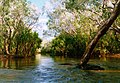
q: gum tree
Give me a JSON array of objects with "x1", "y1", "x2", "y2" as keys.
[
  {"x1": 45, "y1": 0, "x2": 120, "y2": 67},
  {"x1": 80, "y1": 1, "x2": 120, "y2": 67},
  {"x1": 0, "y1": 0, "x2": 42, "y2": 57}
]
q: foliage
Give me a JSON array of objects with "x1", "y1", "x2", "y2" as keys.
[
  {"x1": 0, "y1": 0, "x2": 42, "y2": 57},
  {"x1": 43, "y1": 0, "x2": 120, "y2": 58},
  {"x1": 96, "y1": 30, "x2": 120, "y2": 55},
  {"x1": 42, "y1": 31, "x2": 87, "y2": 58},
  {"x1": 15, "y1": 28, "x2": 42, "y2": 57}
]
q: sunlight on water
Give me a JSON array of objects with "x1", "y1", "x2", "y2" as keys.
[{"x1": 0, "y1": 54, "x2": 120, "y2": 83}]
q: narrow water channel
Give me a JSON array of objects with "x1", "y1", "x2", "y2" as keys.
[{"x1": 0, "y1": 54, "x2": 120, "y2": 83}]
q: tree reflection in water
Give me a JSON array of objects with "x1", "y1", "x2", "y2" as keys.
[
  {"x1": 0, "y1": 55, "x2": 37, "y2": 69},
  {"x1": 0, "y1": 55, "x2": 119, "y2": 83}
]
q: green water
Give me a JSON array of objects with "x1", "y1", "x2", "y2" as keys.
[{"x1": 0, "y1": 54, "x2": 120, "y2": 83}]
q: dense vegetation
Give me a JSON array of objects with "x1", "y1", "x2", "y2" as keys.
[
  {"x1": 41, "y1": 0, "x2": 120, "y2": 58},
  {"x1": 0, "y1": 0, "x2": 120, "y2": 60},
  {"x1": 0, "y1": 0, "x2": 42, "y2": 57}
]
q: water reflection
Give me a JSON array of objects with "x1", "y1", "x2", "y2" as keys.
[
  {"x1": 0, "y1": 54, "x2": 120, "y2": 83},
  {"x1": 0, "y1": 55, "x2": 37, "y2": 69}
]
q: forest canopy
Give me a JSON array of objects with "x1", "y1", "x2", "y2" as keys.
[
  {"x1": 0, "y1": 0, "x2": 42, "y2": 57},
  {"x1": 41, "y1": 0, "x2": 120, "y2": 59}
]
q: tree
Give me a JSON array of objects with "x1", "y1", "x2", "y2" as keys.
[
  {"x1": 45, "y1": 0, "x2": 120, "y2": 68},
  {"x1": 79, "y1": 1, "x2": 120, "y2": 67},
  {"x1": 15, "y1": 29, "x2": 42, "y2": 57},
  {"x1": 0, "y1": 0, "x2": 42, "y2": 57}
]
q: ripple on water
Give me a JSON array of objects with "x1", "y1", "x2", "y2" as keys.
[{"x1": 0, "y1": 55, "x2": 120, "y2": 83}]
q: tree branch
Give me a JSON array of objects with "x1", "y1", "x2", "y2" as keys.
[{"x1": 79, "y1": 0, "x2": 120, "y2": 67}]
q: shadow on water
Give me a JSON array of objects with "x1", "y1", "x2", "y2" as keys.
[{"x1": 0, "y1": 54, "x2": 120, "y2": 83}]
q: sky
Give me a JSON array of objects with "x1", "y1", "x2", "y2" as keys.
[
  {"x1": 27, "y1": 0, "x2": 51, "y2": 41},
  {"x1": 28, "y1": 0, "x2": 46, "y2": 9}
]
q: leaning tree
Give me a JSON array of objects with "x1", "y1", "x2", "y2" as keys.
[{"x1": 79, "y1": 0, "x2": 120, "y2": 67}]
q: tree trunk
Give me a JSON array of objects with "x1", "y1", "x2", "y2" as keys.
[
  {"x1": 8, "y1": 29, "x2": 12, "y2": 54},
  {"x1": 79, "y1": 1, "x2": 120, "y2": 67},
  {"x1": 15, "y1": 42, "x2": 19, "y2": 55},
  {"x1": 4, "y1": 39, "x2": 9, "y2": 55}
]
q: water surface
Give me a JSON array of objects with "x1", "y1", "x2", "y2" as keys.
[{"x1": 0, "y1": 54, "x2": 120, "y2": 83}]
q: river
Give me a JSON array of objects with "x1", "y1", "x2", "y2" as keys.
[{"x1": 0, "y1": 54, "x2": 120, "y2": 83}]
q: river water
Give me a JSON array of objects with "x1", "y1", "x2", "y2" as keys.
[{"x1": 0, "y1": 54, "x2": 120, "y2": 83}]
